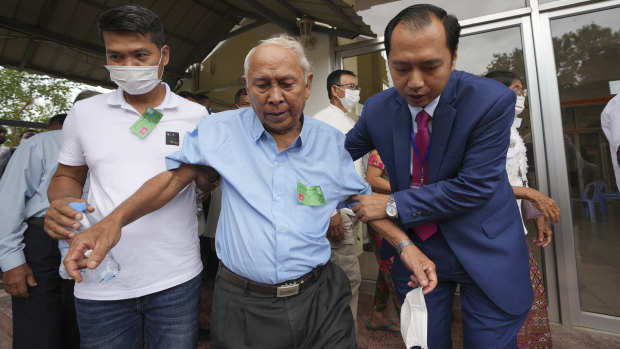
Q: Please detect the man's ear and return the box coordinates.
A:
[305,72,314,100]
[161,45,170,67]
[450,45,458,72]
[241,75,248,88]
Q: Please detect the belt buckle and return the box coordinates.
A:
[276,282,300,297]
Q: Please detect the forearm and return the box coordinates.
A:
[48,164,89,202]
[105,165,196,227]
[368,177,391,194]
[512,185,533,200]
[367,218,410,248]
[48,176,84,202]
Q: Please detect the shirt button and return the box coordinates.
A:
[276,196,281,201]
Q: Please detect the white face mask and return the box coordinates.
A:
[336,87,361,112]
[105,49,164,95]
[515,95,526,116]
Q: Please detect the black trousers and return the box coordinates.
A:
[11,223,79,349]
[211,261,357,349]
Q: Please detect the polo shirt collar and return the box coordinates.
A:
[105,82,179,113]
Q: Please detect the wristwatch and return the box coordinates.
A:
[386,194,398,218]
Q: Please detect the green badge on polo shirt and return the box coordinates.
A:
[297,181,326,206]
[129,106,163,138]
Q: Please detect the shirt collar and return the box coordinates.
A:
[327,103,346,116]
[250,110,307,149]
[105,82,179,112]
[407,95,441,120]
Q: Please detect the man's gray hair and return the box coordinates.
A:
[244,34,311,84]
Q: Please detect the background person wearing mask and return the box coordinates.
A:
[0,125,10,179]
[486,70,558,348]
[233,88,251,109]
[312,69,364,330]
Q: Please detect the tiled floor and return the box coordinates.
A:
[0,285,619,348]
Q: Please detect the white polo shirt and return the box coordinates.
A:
[59,83,207,300]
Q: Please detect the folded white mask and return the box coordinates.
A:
[401,287,428,349]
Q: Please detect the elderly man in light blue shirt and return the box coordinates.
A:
[62,34,437,348]
[0,114,80,349]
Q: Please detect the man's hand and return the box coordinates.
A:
[192,165,220,193]
[63,218,122,282]
[399,244,437,295]
[3,264,37,298]
[350,193,390,222]
[533,216,553,247]
[45,197,94,240]
[326,213,345,243]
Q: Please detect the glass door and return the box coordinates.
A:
[536,1,620,333]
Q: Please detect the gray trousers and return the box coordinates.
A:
[329,211,361,331]
[211,261,357,349]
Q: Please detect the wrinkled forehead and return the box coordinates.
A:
[248,44,303,78]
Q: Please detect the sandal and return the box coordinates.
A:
[365,321,400,333]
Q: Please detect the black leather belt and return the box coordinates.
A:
[25,217,45,226]
[218,262,325,297]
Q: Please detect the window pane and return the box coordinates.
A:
[550,6,620,317]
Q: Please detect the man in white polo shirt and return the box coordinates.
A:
[43,5,206,348]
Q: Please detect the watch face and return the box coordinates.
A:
[386,203,397,217]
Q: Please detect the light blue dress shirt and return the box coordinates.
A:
[0,131,62,271]
[166,108,371,284]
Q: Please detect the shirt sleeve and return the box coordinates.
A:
[57,104,86,166]
[0,140,44,271]
[336,138,372,210]
[165,116,212,170]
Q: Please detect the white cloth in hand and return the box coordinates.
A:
[400,287,428,349]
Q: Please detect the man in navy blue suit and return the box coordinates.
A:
[346,4,532,348]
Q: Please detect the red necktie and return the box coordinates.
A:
[412,110,438,241]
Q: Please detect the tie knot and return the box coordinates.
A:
[416,110,430,129]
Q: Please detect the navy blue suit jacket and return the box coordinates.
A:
[345,70,532,315]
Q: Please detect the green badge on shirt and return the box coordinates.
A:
[297,181,326,206]
[129,106,163,138]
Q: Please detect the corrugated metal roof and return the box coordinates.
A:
[0,0,374,89]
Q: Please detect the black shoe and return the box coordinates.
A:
[198,328,210,341]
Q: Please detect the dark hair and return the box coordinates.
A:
[98,5,165,49]
[48,113,68,127]
[195,94,209,101]
[234,88,248,105]
[484,70,522,87]
[19,129,38,140]
[74,90,101,104]
[326,70,356,100]
[384,4,460,59]
[178,91,197,100]
[0,126,7,134]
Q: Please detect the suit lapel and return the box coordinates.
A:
[392,97,413,191]
[428,74,458,184]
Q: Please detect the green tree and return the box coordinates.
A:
[484,48,525,79]
[0,66,79,146]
